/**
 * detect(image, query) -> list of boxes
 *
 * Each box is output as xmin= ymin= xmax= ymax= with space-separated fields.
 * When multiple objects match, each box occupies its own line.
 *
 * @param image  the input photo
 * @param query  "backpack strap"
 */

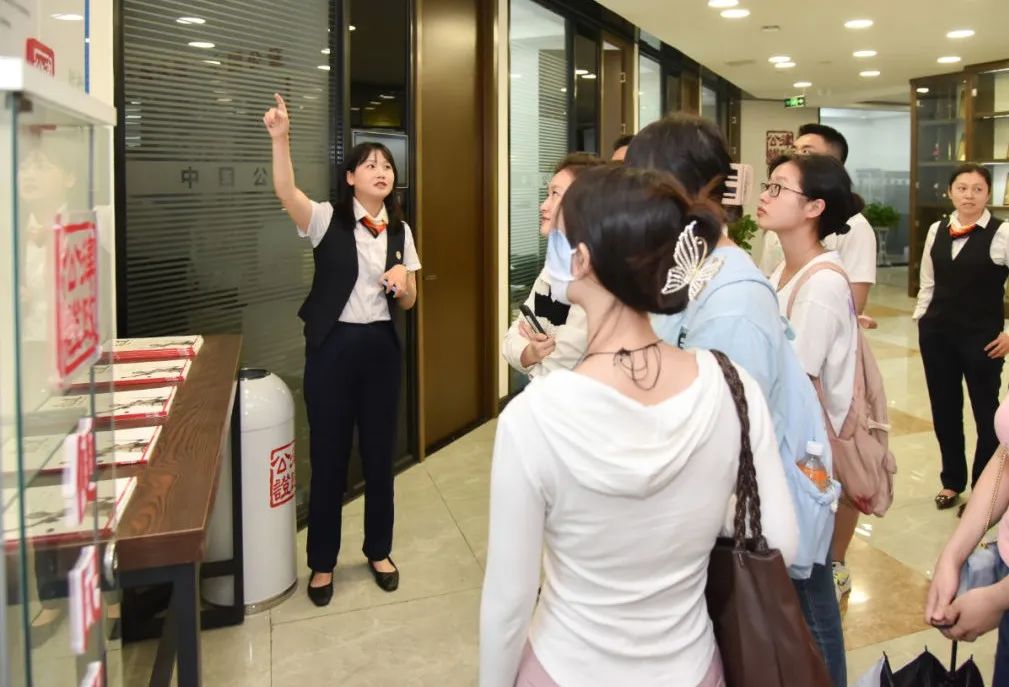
xmin=784 ymin=260 xmax=853 ymax=320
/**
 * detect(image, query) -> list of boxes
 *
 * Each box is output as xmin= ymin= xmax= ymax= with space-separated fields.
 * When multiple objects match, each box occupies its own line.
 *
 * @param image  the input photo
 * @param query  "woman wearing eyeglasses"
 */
xmin=915 ymin=163 xmax=1009 ymax=515
xmin=758 ymin=154 xmax=864 ymax=607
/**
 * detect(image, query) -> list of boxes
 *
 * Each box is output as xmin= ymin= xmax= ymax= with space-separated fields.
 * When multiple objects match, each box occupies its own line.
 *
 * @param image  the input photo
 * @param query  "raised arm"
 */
xmin=263 ymin=93 xmax=313 ymax=230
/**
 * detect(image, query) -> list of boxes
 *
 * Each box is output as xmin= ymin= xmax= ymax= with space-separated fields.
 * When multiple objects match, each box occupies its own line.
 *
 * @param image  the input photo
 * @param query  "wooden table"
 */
xmin=115 ymin=334 xmax=243 ymax=687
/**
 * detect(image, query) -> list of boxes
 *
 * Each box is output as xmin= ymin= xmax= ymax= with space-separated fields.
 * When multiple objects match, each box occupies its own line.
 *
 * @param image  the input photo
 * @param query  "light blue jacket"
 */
xmin=652 ymin=246 xmax=839 ymax=579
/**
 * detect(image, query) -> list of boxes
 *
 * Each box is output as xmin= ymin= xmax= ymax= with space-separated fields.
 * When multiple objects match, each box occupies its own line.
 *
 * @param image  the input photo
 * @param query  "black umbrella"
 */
xmin=880 ymin=642 xmax=985 ymax=687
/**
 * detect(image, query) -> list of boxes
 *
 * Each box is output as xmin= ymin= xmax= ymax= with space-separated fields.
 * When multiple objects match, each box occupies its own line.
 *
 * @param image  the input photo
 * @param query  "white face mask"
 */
xmin=545 ymin=229 xmax=577 ymax=305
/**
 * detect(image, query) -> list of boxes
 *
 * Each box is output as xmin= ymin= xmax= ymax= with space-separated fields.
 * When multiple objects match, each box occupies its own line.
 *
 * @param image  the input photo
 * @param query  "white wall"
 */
xmin=740 ymin=99 xmax=820 ymax=266
xmin=820 ymin=110 xmax=910 ymax=172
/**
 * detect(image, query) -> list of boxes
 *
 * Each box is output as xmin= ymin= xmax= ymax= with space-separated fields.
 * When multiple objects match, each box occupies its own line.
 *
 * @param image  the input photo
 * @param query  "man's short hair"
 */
xmin=798 ymin=123 xmax=849 ymax=163
xmin=612 ymin=134 xmax=634 ymax=152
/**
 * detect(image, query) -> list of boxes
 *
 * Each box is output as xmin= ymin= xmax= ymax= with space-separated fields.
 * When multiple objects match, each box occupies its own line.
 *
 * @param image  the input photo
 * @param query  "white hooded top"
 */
xmin=479 ymin=351 xmax=798 ymax=687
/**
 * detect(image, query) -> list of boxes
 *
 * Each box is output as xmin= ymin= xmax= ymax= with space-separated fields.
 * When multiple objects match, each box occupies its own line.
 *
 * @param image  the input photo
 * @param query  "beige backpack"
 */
xmin=786 ymin=262 xmax=896 ymax=517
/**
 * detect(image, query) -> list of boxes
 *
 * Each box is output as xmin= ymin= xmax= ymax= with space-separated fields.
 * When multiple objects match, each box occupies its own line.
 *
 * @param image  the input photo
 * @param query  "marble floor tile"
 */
xmin=846 ymin=626 xmax=996 ymax=685
xmin=841 ymin=537 xmax=931 ymax=651
xmin=271 ymin=588 xmax=480 ymax=687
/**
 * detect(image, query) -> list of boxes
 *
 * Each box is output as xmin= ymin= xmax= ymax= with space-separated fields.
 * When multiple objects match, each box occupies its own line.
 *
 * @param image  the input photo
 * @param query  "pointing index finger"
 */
xmin=274 ymin=92 xmax=287 ymax=112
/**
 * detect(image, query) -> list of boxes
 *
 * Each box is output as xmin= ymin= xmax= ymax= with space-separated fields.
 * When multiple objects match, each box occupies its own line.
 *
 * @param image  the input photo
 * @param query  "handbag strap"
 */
xmin=710 ymin=350 xmax=768 ymax=552
xmin=981 ymin=445 xmax=1008 ymax=540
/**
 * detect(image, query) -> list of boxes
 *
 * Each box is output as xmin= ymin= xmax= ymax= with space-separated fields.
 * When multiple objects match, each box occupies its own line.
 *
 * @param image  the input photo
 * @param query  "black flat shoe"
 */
xmin=935 ymin=491 xmax=961 ymax=510
xmin=307 ymin=572 xmax=334 ymax=607
xmin=369 ymin=558 xmax=399 ymax=593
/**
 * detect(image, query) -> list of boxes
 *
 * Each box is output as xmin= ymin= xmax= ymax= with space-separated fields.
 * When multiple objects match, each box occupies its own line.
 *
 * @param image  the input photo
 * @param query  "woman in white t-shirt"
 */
xmin=479 ymin=166 xmax=798 ymax=687
xmin=758 ymin=153 xmax=863 ymax=600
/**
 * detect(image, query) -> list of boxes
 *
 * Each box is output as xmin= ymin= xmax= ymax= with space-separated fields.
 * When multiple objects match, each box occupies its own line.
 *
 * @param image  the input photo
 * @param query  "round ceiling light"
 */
xmin=853 ymin=50 xmax=877 ymax=58
xmin=859 ymin=70 xmax=881 ymax=77
xmin=721 ymin=8 xmax=750 ymax=19
xmin=946 ymin=29 xmax=975 ymax=39
xmin=845 ymin=19 xmax=874 ymax=29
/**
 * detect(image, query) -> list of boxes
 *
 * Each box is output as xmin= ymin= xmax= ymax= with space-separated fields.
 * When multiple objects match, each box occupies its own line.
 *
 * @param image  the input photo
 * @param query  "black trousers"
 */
xmin=919 ymin=324 xmax=1004 ymax=493
xmin=304 ymin=321 xmax=401 ymax=573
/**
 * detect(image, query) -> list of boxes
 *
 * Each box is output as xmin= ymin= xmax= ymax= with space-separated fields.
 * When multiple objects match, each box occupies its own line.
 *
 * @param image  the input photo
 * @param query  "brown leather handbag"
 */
xmin=706 ymin=351 xmax=833 ymax=687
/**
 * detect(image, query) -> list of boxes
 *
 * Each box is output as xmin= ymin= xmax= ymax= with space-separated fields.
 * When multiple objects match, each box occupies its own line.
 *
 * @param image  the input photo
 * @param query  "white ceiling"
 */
xmin=596 ymin=0 xmax=1009 ymax=107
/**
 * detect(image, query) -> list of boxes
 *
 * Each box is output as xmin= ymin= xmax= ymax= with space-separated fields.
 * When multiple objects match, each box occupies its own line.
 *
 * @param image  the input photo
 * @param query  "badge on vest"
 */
xmin=396 ymin=250 xmax=402 ymax=261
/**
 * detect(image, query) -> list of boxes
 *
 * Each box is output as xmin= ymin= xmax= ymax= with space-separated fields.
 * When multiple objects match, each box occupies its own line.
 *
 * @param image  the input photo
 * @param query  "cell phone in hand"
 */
xmin=519 ymin=305 xmax=546 ymax=336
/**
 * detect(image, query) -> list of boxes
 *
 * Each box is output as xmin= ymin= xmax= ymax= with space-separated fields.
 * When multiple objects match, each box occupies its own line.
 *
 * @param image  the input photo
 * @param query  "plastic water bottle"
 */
xmin=797 ymin=441 xmax=830 ymax=492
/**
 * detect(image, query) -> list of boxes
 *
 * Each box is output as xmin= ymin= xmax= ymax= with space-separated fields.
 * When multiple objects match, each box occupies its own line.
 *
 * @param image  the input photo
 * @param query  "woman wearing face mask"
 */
xmin=758 ymin=153 xmax=864 ymax=607
xmin=264 ymin=93 xmax=421 ymax=605
xmin=915 ymin=163 xmax=1009 ymax=515
xmin=480 ymin=166 xmax=798 ymax=687
xmin=626 ymin=115 xmax=845 ymax=686
xmin=502 ymin=153 xmax=603 ymax=380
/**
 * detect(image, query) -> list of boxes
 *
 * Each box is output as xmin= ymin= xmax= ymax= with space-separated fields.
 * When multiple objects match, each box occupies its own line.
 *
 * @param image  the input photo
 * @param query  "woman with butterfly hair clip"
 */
xmin=479 ymin=165 xmax=798 ymax=687
xmin=626 ymin=114 xmax=847 ymax=686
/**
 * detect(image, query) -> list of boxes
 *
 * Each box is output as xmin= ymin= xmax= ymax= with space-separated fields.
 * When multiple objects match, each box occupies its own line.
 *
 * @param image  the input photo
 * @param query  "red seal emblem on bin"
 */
xmin=269 ymin=441 xmax=296 ymax=508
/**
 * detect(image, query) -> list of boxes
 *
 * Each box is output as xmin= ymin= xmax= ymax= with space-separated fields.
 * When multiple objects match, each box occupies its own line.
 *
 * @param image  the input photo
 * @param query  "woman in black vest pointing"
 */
xmin=915 ymin=163 xmax=1009 ymax=514
xmin=263 ymin=93 xmax=421 ymax=606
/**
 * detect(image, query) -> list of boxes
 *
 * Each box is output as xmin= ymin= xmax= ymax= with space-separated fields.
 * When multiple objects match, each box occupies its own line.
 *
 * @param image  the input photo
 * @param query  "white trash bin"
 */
xmin=202 ymin=369 xmax=298 ymax=613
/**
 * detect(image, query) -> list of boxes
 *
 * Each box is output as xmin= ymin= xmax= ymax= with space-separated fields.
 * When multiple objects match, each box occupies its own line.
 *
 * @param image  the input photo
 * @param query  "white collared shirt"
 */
xmin=913 ymin=209 xmax=1009 ymax=321
xmin=760 ymin=213 xmax=877 ymax=285
xmin=299 ymin=199 xmax=421 ymax=324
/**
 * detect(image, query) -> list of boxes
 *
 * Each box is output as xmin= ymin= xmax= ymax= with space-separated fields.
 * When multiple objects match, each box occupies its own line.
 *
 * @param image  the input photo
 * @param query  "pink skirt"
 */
xmin=515 ymin=642 xmax=726 ymax=687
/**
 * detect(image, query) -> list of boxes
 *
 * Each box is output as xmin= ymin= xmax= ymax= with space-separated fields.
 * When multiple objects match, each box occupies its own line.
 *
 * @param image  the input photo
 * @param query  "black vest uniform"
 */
xmin=918 ymin=214 xmax=1008 ymax=492
xmin=921 ymin=215 xmax=1008 ymax=335
xmin=298 ymin=207 xmax=406 ymax=347
xmin=301 ymin=203 xmax=407 ymax=573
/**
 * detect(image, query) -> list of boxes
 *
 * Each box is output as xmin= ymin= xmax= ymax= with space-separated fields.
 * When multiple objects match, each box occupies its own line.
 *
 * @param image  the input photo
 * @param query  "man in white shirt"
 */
xmin=760 ymin=123 xmax=878 ymax=316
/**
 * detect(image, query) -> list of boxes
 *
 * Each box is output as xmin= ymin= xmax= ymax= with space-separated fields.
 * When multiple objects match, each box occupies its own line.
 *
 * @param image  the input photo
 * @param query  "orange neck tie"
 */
xmin=949 ymin=223 xmax=977 ymax=239
xmin=360 ymin=215 xmax=387 ymax=238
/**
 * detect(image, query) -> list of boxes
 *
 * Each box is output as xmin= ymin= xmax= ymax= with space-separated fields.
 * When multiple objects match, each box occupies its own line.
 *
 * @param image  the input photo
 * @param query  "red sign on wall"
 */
xmin=25 ymin=38 xmax=55 ymax=76
xmin=63 ymin=418 xmax=97 ymax=527
xmin=54 ymin=220 xmax=100 ymax=387
xmin=269 ymin=441 xmax=295 ymax=508
xmin=69 ymin=545 xmax=101 ymax=655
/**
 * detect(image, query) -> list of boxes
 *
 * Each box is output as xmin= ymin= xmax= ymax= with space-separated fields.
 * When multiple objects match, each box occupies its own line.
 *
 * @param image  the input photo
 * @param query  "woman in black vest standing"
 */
xmin=915 ymin=163 xmax=1009 ymax=513
xmin=263 ymin=93 xmax=421 ymax=605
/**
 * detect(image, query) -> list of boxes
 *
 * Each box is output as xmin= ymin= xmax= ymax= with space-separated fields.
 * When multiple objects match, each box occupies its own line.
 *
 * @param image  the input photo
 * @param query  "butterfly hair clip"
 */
xmin=660 ymin=220 xmax=724 ymax=301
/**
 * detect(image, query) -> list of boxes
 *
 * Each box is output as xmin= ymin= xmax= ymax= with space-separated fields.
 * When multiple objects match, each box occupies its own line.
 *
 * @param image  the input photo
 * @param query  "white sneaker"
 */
xmin=832 ymin=561 xmax=852 ymax=600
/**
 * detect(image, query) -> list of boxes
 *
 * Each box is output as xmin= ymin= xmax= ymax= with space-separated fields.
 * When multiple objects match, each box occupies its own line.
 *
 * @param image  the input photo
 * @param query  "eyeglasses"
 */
xmin=760 ymin=181 xmax=808 ymax=199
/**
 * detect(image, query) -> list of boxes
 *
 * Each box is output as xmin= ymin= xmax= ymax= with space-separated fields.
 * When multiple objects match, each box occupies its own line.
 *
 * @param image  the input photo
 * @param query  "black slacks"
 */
xmin=304 ymin=321 xmax=401 ymax=573
xmin=919 ymin=324 xmax=1003 ymax=493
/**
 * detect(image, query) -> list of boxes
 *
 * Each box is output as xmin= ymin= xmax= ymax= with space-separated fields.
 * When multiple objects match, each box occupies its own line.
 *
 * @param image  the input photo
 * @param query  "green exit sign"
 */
xmin=784 ymin=95 xmax=806 ymax=108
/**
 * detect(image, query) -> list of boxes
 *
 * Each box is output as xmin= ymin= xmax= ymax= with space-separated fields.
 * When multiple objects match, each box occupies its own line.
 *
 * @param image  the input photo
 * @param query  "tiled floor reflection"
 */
xmin=118 ymin=267 xmax=1007 ymax=685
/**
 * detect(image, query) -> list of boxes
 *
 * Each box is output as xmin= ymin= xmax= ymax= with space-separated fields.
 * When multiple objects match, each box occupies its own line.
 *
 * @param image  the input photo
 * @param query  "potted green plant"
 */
xmin=727 ymin=214 xmax=759 ymax=253
xmin=862 ymin=202 xmax=900 ymax=230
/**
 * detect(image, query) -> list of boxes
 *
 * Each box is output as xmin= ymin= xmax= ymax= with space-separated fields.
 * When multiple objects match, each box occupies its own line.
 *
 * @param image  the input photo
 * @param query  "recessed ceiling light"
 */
xmin=188 ymin=41 xmax=215 ymax=49
xmin=575 ymin=69 xmax=589 ymax=75
xmin=793 ymin=81 xmax=812 ymax=88
xmin=721 ymin=8 xmax=750 ymax=18
xmin=369 ymin=100 xmax=382 ymax=105
xmin=774 ymin=62 xmax=797 ymax=69
xmin=707 ymin=0 xmax=738 ymax=7
xmin=769 ymin=55 xmax=791 ymax=64
xmin=364 ymin=106 xmax=375 ymax=111
xmin=351 ymin=107 xmax=361 ymax=111
xmin=379 ymin=94 xmax=395 ymax=100
xmin=845 ymin=19 xmax=874 ymax=29
xmin=859 ymin=70 xmax=881 ymax=77
xmin=917 ymin=87 xmax=930 ymax=94
xmin=318 ymin=65 xmax=331 ymax=71
xmin=176 ymin=16 xmax=205 ymax=25
xmin=321 ymin=48 xmax=330 ymax=55
xmin=581 ymin=73 xmax=598 ymax=79
xmin=937 ymin=56 xmax=962 ymax=64
xmin=349 ymin=25 xmax=356 ymax=31
xmin=51 ymin=12 xmax=84 ymax=21
xmin=853 ymin=50 xmax=877 ymax=58
xmin=947 ymin=29 xmax=975 ymax=39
